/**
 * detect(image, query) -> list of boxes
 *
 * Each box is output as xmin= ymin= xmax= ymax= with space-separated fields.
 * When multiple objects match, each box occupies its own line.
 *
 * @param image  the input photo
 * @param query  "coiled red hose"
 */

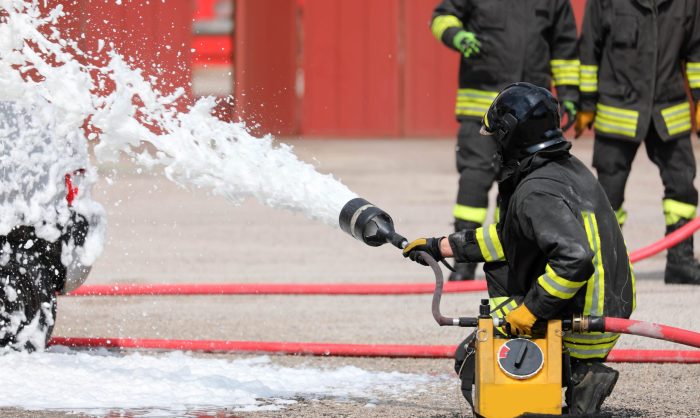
xmin=629 ymin=216 xmax=700 ymax=263
xmin=47 ymin=336 xmax=700 ymax=363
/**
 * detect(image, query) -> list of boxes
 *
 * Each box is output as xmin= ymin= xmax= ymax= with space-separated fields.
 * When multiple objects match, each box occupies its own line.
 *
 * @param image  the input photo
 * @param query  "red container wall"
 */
xmin=571 ymin=0 xmax=586 ymax=31
xmin=235 ymin=0 xmax=298 ymax=136
xmin=302 ymin=0 xmax=401 ymax=137
xmin=55 ymin=0 xmax=192 ymax=97
xmin=402 ymin=0 xmax=459 ymax=137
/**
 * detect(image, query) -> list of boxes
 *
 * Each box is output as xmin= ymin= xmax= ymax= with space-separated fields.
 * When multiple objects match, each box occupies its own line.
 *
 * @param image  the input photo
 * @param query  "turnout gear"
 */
xmin=449 ymin=85 xmax=635 ymax=358
xmin=665 ymin=219 xmax=700 ymax=284
xmin=452 ymin=30 xmax=480 ymax=58
xmin=403 ymin=237 xmax=445 ymax=266
xmin=696 ymin=103 xmax=700 ymax=134
xmin=431 ymin=0 xmax=579 ymax=120
xmin=504 ymin=303 xmax=537 ymax=336
xmin=574 ymin=110 xmax=595 ymax=139
xmin=449 ymin=143 xmax=636 ymax=359
xmin=450 ymin=220 xmax=480 ymax=281
xmin=579 ymin=0 xmax=700 ymax=142
xmin=581 ymin=0 xmax=700 ymax=285
xmin=481 ymin=82 xmax=564 ymax=164
xmin=593 ymin=127 xmax=698 ymax=220
xmin=432 ymin=0 xmax=579 ymax=250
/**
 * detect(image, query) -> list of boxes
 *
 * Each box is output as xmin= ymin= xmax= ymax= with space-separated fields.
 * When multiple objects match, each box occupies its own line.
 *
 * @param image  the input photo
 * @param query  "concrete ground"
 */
xmin=28 ymin=137 xmax=700 ymax=416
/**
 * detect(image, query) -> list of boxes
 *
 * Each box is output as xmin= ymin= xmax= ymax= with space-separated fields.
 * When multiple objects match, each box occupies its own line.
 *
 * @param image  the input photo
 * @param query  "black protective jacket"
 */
xmin=579 ymin=0 xmax=700 ymax=142
xmin=450 ymin=144 xmax=635 ymax=320
xmin=431 ymin=0 xmax=579 ymax=120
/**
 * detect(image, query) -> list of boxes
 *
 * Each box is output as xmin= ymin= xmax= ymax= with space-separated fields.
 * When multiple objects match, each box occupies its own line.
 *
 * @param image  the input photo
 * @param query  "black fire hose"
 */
xmin=422 ymin=251 xmax=479 ymax=327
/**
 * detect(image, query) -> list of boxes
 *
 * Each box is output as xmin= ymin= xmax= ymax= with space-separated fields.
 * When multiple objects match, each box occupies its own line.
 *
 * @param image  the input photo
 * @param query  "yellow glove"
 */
xmin=505 ymin=304 xmax=538 ymax=336
xmin=402 ymin=237 xmax=444 ymax=266
xmin=574 ymin=110 xmax=596 ymax=139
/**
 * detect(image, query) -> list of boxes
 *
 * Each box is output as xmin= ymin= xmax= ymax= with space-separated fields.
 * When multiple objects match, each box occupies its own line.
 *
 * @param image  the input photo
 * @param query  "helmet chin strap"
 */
xmin=524 ymin=134 xmax=565 ymax=154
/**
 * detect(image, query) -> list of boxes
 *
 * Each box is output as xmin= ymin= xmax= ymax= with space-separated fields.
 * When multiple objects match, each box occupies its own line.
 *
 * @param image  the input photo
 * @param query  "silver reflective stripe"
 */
xmin=540 ymin=273 xmax=579 ymax=298
xmin=481 ymin=227 xmax=499 ymax=261
xmin=349 ymin=204 xmax=373 ymax=239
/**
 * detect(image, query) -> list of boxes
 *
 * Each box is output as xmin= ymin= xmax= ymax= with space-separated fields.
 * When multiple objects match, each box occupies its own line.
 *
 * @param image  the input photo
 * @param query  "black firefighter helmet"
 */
xmin=480 ymin=82 xmax=566 ymax=163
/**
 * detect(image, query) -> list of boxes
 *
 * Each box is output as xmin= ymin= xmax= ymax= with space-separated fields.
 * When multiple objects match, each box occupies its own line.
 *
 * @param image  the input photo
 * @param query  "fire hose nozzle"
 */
xmin=339 ymin=198 xmax=408 ymax=250
xmin=568 ymin=314 xmax=606 ymax=333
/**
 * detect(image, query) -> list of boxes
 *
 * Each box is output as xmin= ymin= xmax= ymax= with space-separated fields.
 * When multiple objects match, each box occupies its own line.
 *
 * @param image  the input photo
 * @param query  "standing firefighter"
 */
xmin=576 ymin=0 xmax=700 ymax=284
xmin=430 ymin=0 xmax=580 ymax=281
xmin=404 ymin=84 xmax=635 ymax=414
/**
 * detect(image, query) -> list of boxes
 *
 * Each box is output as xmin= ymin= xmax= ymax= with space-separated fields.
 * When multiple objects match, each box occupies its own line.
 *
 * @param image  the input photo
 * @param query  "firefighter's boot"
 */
xmin=570 ymin=361 xmax=619 ymax=415
xmin=665 ymin=219 xmax=700 ymax=285
xmin=450 ymin=220 xmax=480 ymax=281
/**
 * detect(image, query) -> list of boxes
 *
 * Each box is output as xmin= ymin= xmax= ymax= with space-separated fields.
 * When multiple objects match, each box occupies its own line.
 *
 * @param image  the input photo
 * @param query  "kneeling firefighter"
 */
xmin=403 ymin=83 xmax=635 ymax=415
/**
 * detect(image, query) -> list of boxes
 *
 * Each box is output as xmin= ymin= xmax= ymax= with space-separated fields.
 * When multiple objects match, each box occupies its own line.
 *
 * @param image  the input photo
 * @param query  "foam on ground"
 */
xmin=0 ymin=348 xmax=438 ymax=414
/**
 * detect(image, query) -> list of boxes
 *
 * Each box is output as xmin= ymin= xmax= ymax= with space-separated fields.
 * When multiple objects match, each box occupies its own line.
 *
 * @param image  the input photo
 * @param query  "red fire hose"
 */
xmin=67 ymin=216 xmax=700 ymax=297
xmin=628 ymin=216 xmax=700 ymax=263
xmin=602 ymin=317 xmax=700 ymax=349
xmin=47 ymin=336 xmax=700 ymax=363
xmin=67 ymin=281 xmax=487 ymax=296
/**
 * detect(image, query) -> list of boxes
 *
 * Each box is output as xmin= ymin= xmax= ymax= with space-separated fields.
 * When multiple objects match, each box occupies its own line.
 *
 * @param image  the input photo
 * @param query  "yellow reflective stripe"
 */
xmin=489 ymin=297 xmax=510 ymax=314
xmin=595 ymin=103 xmax=638 ymax=138
xmin=580 ymin=65 xmax=598 ymax=93
xmin=595 ymin=120 xmax=637 ymax=137
xmin=487 ymin=224 xmax=505 ymax=261
xmin=453 ymin=204 xmax=487 ymax=223
xmin=489 ymin=297 xmax=517 ymax=317
xmin=455 ymin=89 xmax=498 ymax=117
xmin=582 ymin=211 xmax=605 ymax=316
xmin=663 ymin=199 xmax=697 ymax=225
xmin=551 ymin=59 xmax=580 ymax=67
xmin=475 ymin=224 xmax=505 ymax=262
xmin=551 ymin=59 xmax=580 ymax=86
xmin=661 ymin=102 xmax=691 ymax=136
xmin=538 ymin=264 xmax=586 ymax=299
xmin=687 ymin=62 xmax=700 ymax=88
xmin=615 ymin=207 xmax=627 ymax=226
xmin=564 ymin=337 xmax=618 ymax=359
xmin=489 ymin=297 xmax=517 ymax=336
xmin=431 ymin=15 xmax=462 ymax=40
xmin=597 ymin=103 xmax=639 ymax=118
xmin=563 ymin=332 xmax=620 ymax=345
xmin=494 ymin=206 xmax=500 ymax=223
xmin=458 ymin=88 xmax=499 ymax=99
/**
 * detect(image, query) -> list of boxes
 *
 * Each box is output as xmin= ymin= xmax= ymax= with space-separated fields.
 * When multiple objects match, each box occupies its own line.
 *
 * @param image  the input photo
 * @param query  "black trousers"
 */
xmin=455 ymin=119 xmax=500 ymax=224
xmin=0 ymin=227 xmax=63 ymax=351
xmin=592 ymin=123 xmax=698 ymax=212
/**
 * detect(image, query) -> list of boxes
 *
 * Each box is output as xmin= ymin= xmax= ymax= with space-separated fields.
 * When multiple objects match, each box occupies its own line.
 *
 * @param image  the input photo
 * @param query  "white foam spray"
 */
xmin=0 ymin=0 xmax=357 ymax=237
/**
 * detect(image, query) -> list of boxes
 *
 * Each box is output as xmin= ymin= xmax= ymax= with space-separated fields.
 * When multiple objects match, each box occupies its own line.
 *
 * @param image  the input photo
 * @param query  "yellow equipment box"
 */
xmin=474 ymin=318 xmax=563 ymax=417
